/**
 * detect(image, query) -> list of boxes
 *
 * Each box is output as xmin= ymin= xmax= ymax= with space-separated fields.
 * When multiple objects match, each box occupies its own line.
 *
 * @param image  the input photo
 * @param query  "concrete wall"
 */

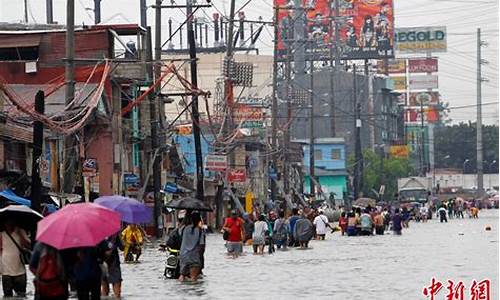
xmin=432 ymin=173 xmax=499 ymax=189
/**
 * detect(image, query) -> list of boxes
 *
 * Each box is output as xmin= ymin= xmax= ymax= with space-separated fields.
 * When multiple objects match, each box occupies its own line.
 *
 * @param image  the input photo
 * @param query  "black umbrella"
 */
xmin=165 ymin=197 xmax=213 ymax=212
xmin=0 ymin=205 xmax=43 ymax=231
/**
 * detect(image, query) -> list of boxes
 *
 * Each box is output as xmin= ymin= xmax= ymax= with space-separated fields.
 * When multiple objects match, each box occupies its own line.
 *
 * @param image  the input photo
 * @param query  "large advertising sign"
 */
xmin=275 ymin=0 xmax=394 ymax=60
xmin=205 ymin=155 xmax=227 ymax=172
xmin=377 ymin=59 xmax=406 ymax=74
xmin=404 ymin=107 xmax=440 ymax=124
xmin=395 ymin=26 xmax=447 ymax=53
xmin=409 ymin=74 xmax=438 ymax=90
xmin=408 ymin=58 xmax=438 ymax=73
xmin=233 ymin=104 xmax=264 ymax=128
xmin=409 ymin=91 xmax=439 ymax=106
xmin=389 ymin=145 xmax=409 ymax=158
xmin=337 ymin=0 xmax=395 ymax=60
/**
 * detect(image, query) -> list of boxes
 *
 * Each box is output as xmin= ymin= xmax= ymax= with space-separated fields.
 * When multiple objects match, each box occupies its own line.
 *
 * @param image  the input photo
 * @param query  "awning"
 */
xmin=0 ymin=189 xmax=31 ymax=206
xmin=0 ymin=35 xmax=41 ymax=48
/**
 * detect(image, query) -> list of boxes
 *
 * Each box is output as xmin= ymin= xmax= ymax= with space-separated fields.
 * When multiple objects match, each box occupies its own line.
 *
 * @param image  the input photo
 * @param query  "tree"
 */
xmin=348 ymin=149 xmax=414 ymax=201
xmin=434 ymin=123 xmax=499 ymax=173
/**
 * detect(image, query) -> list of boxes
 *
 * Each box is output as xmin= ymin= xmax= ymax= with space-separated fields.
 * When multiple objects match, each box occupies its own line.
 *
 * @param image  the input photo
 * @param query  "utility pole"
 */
xmin=24 ymin=0 xmax=29 ymax=23
xmin=223 ymin=0 xmax=237 ymax=209
xmin=283 ymin=16 xmax=292 ymax=194
xmin=46 ymin=0 xmax=54 ymax=24
xmin=329 ymin=0 xmax=340 ymax=137
xmin=93 ymin=0 xmax=101 ymax=24
xmin=187 ymin=0 xmax=205 ymax=201
xmin=30 ymin=91 xmax=44 ymax=213
xmin=152 ymin=0 xmax=162 ymax=237
xmin=476 ymin=27 xmax=484 ymax=197
xmin=140 ymin=0 xmax=147 ymax=27
xmin=270 ymin=6 xmax=279 ymax=202
xmin=63 ymin=0 xmax=76 ymax=195
xmin=353 ymin=64 xmax=362 ymax=200
xmin=308 ymin=47 xmax=315 ymax=198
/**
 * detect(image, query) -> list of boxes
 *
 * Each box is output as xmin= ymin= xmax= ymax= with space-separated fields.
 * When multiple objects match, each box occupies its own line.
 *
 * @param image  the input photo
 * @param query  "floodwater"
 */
xmin=25 ymin=209 xmax=499 ymax=300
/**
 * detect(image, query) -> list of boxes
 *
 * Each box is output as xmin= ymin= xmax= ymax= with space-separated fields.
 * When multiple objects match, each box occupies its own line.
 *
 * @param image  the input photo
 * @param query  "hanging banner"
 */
xmin=409 ymin=74 xmax=438 ymax=90
xmin=408 ymin=58 xmax=438 ymax=73
xmin=377 ymin=59 xmax=406 ymax=74
xmin=395 ymin=26 xmax=447 ymax=53
xmin=390 ymin=76 xmax=407 ymax=90
xmin=408 ymin=91 xmax=439 ymax=106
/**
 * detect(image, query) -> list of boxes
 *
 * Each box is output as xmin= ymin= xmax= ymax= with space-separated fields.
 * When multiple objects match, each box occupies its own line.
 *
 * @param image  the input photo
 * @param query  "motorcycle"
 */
xmin=164 ymin=246 xmax=180 ymax=279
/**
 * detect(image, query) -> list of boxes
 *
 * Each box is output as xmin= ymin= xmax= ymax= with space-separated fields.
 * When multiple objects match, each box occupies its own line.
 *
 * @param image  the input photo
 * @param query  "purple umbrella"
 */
xmin=94 ymin=195 xmax=152 ymax=224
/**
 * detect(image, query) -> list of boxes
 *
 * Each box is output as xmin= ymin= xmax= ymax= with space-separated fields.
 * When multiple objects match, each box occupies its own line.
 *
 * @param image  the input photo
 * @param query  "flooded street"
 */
xmin=115 ymin=209 xmax=498 ymax=300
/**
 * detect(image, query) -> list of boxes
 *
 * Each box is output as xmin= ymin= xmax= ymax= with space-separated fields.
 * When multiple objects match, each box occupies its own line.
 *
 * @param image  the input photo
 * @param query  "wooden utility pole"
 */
xmin=30 ymin=91 xmax=44 ymax=213
xmin=187 ymin=0 xmax=205 ymax=201
xmin=63 ymin=0 xmax=76 ymax=195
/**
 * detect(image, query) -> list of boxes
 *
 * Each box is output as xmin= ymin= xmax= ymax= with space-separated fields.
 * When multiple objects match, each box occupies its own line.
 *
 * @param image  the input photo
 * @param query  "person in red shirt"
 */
xmin=222 ymin=210 xmax=245 ymax=258
xmin=338 ymin=212 xmax=348 ymax=236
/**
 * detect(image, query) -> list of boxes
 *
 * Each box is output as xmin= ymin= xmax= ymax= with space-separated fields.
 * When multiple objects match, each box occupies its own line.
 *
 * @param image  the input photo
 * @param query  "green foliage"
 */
xmin=434 ymin=123 xmax=499 ymax=173
xmin=348 ymin=149 xmax=414 ymax=200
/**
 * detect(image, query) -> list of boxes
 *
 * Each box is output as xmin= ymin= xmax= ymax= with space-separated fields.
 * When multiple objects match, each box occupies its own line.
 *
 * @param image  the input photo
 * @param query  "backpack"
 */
xmin=35 ymin=247 xmax=67 ymax=298
xmin=273 ymin=219 xmax=288 ymax=242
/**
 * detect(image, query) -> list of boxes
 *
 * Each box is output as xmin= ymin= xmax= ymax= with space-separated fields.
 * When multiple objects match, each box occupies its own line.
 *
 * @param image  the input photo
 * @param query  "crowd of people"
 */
xmin=0 ymin=219 xmax=147 ymax=299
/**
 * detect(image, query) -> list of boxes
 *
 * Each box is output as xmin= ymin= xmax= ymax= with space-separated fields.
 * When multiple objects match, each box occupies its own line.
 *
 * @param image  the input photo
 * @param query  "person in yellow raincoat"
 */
xmin=121 ymin=224 xmax=143 ymax=262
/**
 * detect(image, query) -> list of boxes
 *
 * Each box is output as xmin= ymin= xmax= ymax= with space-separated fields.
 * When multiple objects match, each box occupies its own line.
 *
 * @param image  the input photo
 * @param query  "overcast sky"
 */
xmin=0 ymin=0 xmax=498 ymax=125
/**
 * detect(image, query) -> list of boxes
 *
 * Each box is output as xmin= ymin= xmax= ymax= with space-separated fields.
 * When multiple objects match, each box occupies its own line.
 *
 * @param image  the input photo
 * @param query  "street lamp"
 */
xmin=489 ymin=160 xmax=497 ymax=173
xmin=463 ymin=159 xmax=470 ymax=174
xmin=463 ymin=159 xmax=470 ymax=188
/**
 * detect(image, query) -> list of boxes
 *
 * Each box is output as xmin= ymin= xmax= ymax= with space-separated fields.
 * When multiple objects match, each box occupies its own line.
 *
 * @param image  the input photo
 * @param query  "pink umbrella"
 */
xmin=36 ymin=203 xmax=121 ymax=250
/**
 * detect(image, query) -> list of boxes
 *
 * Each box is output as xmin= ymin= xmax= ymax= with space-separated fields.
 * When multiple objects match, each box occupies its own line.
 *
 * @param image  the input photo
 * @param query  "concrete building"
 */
xmin=0 ymin=23 xmax=149 ymax=197
xmin=294 ymin=138 xmax=348 ymax=204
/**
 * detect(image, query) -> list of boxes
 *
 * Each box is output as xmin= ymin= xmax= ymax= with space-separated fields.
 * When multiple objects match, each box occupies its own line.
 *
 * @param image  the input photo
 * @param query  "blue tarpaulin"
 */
xmin=0 ymin=189 xmax=31 ymax=206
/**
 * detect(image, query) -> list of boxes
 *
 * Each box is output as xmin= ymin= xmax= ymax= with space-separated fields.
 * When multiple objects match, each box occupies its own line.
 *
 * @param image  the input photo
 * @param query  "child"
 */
xmin=338 ymin=212 xmax=348 ymax=236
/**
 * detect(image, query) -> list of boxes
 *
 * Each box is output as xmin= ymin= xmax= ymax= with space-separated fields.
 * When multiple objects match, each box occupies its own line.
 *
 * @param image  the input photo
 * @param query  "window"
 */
xmin=314 ymin=150 xmax=322 ymax=160
xmin=331 ymin=149 xmax=341 ymax=160
xmin=0 ymin=47 xmax=39 ymax=61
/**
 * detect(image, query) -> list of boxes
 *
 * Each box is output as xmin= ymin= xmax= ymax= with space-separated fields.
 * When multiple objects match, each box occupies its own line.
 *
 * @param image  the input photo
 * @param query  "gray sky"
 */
xmin=0 ymin=0 xmax=498 ymax=125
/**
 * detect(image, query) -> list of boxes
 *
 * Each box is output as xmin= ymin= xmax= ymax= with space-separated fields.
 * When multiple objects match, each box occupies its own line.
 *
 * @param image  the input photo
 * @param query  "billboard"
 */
xmin=377 ymin=59 xmax=406 ymax=74
xmin=409 ymin=74 xmax=438 ymax=90
xmin=390 ymin=75 xmax=407 ymax=90
xmin=395 ymin=26 xmax=447 ymax=53
xmin=233 ymin=104 xmax=264 ymax=128
xmin=276 ymin=0 xmax=394 ymax=60
xmin=228 ymin=169 xmax=247 ymax=183
xmin=409 ymin=91 xmax=439 ymax=106
xmin=404 ymin=107 xmax=440 ymax=124
xmin=408 ymin=58 xmax=438 ymax=73
xmin=337 ymin=0 xmax=395 ymax=59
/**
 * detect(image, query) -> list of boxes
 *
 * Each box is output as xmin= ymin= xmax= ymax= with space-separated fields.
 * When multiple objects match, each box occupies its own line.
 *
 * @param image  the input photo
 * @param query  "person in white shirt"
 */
xmin=313 ymin=210 xmax=330 ymax=240
xmin=1 ymin=220 xmax=30 ymax=298
xmin=420 ymin=205 xmax=429 ymax=222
